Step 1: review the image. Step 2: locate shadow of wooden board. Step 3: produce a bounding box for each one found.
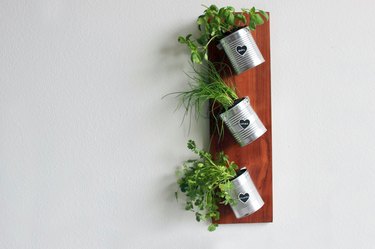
[209,14,272,224]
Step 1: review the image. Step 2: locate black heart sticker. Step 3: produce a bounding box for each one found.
[239,119,250,129]
[238,193,250,203]
[236,45,247,55]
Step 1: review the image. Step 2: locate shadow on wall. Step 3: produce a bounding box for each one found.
[151,168,183,229]
[156,20,197,76]
[124,20,197,92]
[157,18,211,146]
[152,19,214,231]
[146,19,198,120]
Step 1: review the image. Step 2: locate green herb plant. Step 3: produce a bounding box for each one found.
[176,140,238,231]
[178,61,237,112]
[171,61,238,138]
[178,4,269,64]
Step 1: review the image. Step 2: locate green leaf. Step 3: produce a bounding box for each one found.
[227,6,235,12]
[210,26,218,36]
[180,183,188,192]
[197,16,205,25]
[185,201,193,210]
[177,36,186,43]
[223,9,230,19]
[254,14,264,25]
[228,13,235,25]
[214,211,220,220]
[259,10,269,21]
[208,224,218,232]
[194,199,202,206]
[218,7,225,16]
[249,19,256,30]
[196,35,208,46]
[250,7,256,14]
[195,212,201,222]
[209,4,218,12]
[191,52,202,64]
[187,140,196,150]
[214,16,221,24]
[188,179,196,185]
[236,14,246,24]
[232,163,238,170]
[187,41,196,50]
[219,184,225,191]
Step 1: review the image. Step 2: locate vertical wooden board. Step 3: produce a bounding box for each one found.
[209,15,272,224]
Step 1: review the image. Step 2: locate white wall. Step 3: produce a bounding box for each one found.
[1,0,375,248]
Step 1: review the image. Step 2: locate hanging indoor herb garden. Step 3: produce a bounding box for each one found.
[178,5,268,74]
[171,62,266,146]
[176,140,264,231]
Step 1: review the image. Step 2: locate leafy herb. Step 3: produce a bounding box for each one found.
[178,5,269,64]
[176,140,238,231]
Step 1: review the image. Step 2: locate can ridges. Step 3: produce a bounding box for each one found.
[220,97,266,147]
[220,27,265,74]
[229,169,264,219]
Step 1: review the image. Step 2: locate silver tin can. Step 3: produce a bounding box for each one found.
[220,97,266,147]
[219,27,264,74]
[230,167,264,219]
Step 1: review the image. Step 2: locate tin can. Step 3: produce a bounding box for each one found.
[230,167,264,219]
[219,27,264,74]
[220,97,266,147]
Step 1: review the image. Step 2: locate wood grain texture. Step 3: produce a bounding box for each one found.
[208,14,272,224]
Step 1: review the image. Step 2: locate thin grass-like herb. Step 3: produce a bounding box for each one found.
[163,61,238,140]
[174,61,238,119]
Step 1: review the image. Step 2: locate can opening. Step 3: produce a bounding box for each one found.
[236,168,247,176]
[228,98,244,110]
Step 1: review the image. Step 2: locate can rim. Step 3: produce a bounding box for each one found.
[231,167,247,181]
[219,27,250,45]
[220,96,250,120]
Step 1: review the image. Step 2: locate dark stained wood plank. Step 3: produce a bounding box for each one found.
[209,14,273,224]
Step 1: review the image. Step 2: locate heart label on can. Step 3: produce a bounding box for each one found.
[239,119,250,129]
[236,45,247,55]
[238,193,250,203]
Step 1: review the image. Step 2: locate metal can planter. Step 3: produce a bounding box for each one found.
[230,167,264,219]
[219,27,264,75]
[220,97,266,147]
